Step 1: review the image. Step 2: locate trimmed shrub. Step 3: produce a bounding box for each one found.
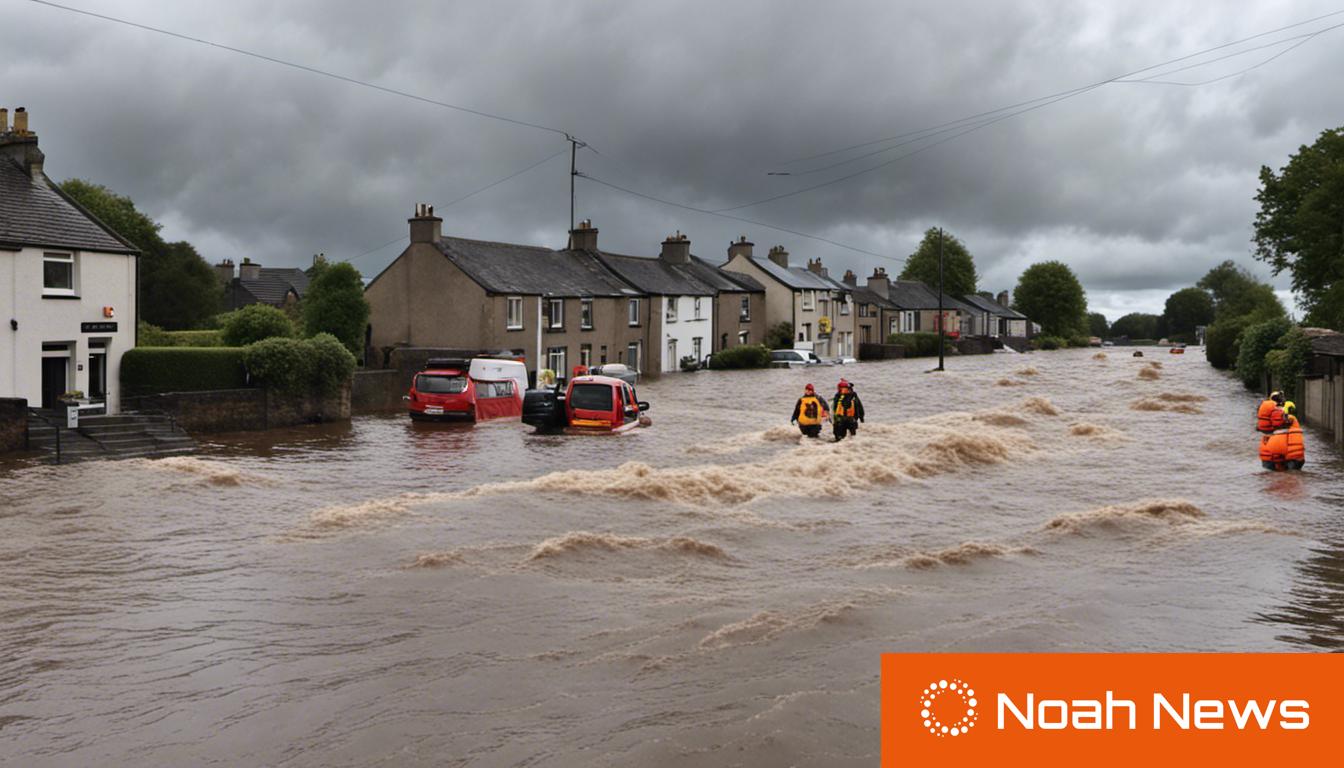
[1236,317,1293,389]
[221,304,295,346]
[121,347,249,396]
[764,322,794,350]
[243,334,355,396]
[709,344,771,369]
[1030,335,1066,350]
[1066,335,1092,348]
[164,330,223,347]
[886,332,942,357]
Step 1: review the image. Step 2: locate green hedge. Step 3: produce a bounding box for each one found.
[121,347,249,396]
[1236,317,1293,389]
[243,333,356,396]
[886,332,942,357]
[1031,335,1066,350]
[220,304,295,346]
[709,344,771,369]
[137,322,223,347]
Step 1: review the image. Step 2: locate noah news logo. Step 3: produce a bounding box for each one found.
[919,678,980,737]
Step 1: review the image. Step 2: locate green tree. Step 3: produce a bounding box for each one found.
[1253,126,1344,329]
[764,322,794,350]
[899,228,978,297]
[220,304,295,346]
[1011,261,1087,337]
[1204,315,1250,370]
[60,179,221,329]
[1087,312,1110,338]
[1196,260,1284,322]
[1110,312,1161,340]
[302,261,369,356]
[1162,287,1215,342]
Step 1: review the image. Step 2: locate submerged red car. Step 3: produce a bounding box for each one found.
[405,358,528,422]
[522,374,650,434]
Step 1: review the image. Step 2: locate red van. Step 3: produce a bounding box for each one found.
[522,374,650,434]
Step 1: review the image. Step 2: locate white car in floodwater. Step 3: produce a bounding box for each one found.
[770,349,829,368]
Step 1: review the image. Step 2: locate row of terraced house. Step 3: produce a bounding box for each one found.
[364,205,1031,380]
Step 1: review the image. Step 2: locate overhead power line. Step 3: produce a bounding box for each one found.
[1116,23,1344,86]
[29,0,573,139]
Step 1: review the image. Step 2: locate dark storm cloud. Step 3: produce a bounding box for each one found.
[5,0,1340,317]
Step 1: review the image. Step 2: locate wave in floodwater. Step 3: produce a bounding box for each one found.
[130,456,252,486]
[996,378,1027,387]
[1016,367,1040,376]
[902,541,1039,569]
[1021,396,1060,416]
[1138,366,1162,380]
[1069,422,1126,439]
[1046,499,1206,533]
[1093,352,1108,360]
[1130,398,1203,414]
[686,425,801,455]
[697,600,859,651]
[527,532,730,562]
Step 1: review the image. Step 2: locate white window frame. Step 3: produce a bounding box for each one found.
[802,323,812,341]
[667,338,677,365]
[693,297,702,320]
[692,337,702,361]
[547,346,567,374]
[580,299,593,329]
[626,341,641,371]
[903,311,916,333]
[506,296,524,330]
[738,330,749,345]
[666,296,678,323]
[739,295,750,321]
[802,290,815,311]
[840,298,850,315]
[43,252,76,296]
[547,298,564,329]
[580,344,592,367]
[628,298,641,326]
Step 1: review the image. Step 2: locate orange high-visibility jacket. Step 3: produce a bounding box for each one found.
[1256,400,1285,434]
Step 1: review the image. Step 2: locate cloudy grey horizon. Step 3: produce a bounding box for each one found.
[7,0,1342,321]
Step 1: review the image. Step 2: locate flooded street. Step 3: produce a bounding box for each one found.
[2,348,1342,766]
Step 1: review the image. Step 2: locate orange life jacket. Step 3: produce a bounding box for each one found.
[1256,400,1284,434]
[798,395,825,426]
[1260,432,1285,463]
[833,392,857,420]
[1284,416,1305,462]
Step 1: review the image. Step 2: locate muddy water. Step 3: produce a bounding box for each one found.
[2,348,1341,766]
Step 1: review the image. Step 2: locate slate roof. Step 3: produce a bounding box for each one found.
[884,280,944,309]
[435,236,640,297]
[230,267,311,307]
[686,255,763,293]
[0,151,137,254]
[748,256,836,290]
[593,251,716,296]
[1308,331,1344,357]
[849,285,899,310]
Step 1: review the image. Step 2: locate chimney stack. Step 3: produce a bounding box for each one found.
[0,108,7,133]
[13,107,28,134]
[726,235,754,261]
[842,269,857,286]
[996,290,1011,308]
[409,202,443,244]
[239,257,262,281]
[867,267,890,300]
[0,107,44,179]
[659,230,691,265]
[569,218,598,251]
[767,245,790,269]
[215,259,236,285]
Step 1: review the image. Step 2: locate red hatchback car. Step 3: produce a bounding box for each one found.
[404,359,525,422]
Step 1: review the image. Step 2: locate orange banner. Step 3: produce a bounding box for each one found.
[881,653,1344,767]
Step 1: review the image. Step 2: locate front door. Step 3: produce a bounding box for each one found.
[41,357,67,409]
[89,353,107,400]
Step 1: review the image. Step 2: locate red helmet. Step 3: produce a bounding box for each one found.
[804,383,815,393]
[837,378,850,390]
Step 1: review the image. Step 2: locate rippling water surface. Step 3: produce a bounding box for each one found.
[2,348,1341,765]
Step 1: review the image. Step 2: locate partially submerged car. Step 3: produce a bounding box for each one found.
[522,374,650,434]
[770,349,827,368]
[405,357,528,422]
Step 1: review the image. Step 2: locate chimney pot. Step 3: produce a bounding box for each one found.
[239,258,262,281]
[660,231,691,265]
[0,108,8,133]
[409,202,443,244]
[727,236,755,261]
[767,245,790,269]
[13,107,27,134]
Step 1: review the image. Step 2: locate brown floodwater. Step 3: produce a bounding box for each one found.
[2,348,1341,766]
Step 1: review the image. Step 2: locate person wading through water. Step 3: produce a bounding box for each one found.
[790,383,830,438]
[831,378,864,442]
[1262,400,1307,471]
[1256,391,1286,436]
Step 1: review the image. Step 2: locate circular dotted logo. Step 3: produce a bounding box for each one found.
[920,678,979,737]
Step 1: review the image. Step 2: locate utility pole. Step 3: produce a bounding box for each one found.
[936,226,945,371]
[567,134,586,247]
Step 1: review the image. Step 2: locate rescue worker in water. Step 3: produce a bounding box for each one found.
[1260,400,1306,471]
[1256,391,1286,435]
[831,379,865,441]
[790,383,830,438]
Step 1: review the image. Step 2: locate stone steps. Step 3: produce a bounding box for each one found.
[25,409,199,463]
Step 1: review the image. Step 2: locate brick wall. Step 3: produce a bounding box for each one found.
[126,385,350,433]
[0,398,27,452]
[351,370,403,413]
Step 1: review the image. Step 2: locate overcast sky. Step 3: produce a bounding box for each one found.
[7,0,1342,320]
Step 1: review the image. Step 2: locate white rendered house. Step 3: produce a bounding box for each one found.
[0,108,139,412]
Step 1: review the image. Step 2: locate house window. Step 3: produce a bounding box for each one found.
[738,331,749,345]
[890,317,899,336]
[547,299,564,329]
[904,311,917,332]
[600,345,608,364]
[506,296,524,330]
[43,252,75,296]
[628,298,640,326]
[692,337,702,361]
[667,338,677,367]
[839,299,850,315]
[801,323,812,341]
[862,325,872,343]
[666,297,678,323]
[626,341,641,371]
[693,297,702,319]
[739,296,750,321]
[819,298,829,318]
[546,346,567,375]
[581,299,593,329]
[802,291,815,311]
[580,344,592,367]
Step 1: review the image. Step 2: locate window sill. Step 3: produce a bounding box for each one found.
[627,323,641,328]
[42,293,81,300]
[506,326,525,332]
[580,325,594,331]
[544,326,567,333]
